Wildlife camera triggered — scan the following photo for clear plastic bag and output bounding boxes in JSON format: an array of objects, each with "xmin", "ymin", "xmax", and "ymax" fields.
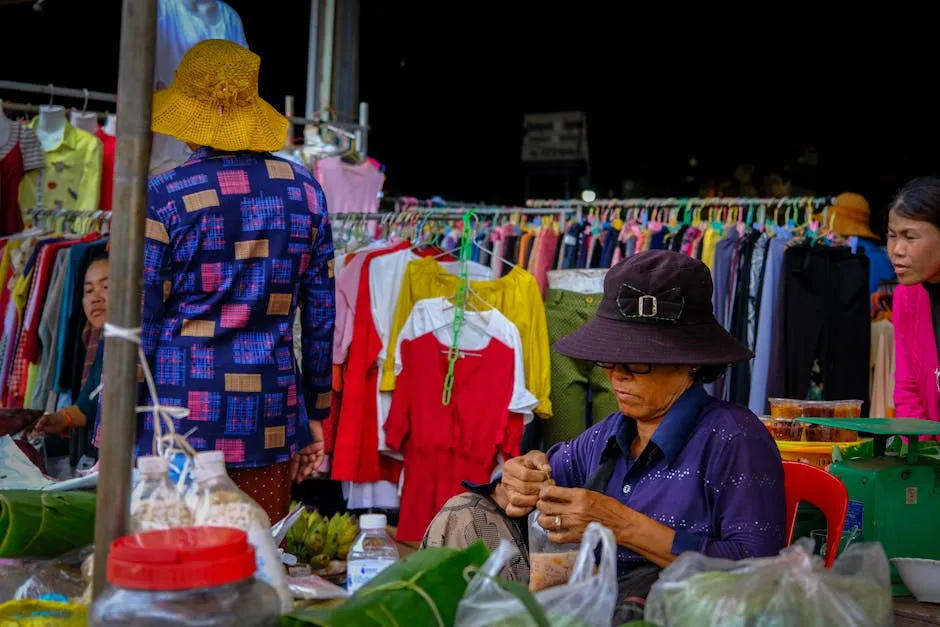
[
  {"xmin": 10, "ymin": 546, "xmax": 93, "ymax": 603},
  {"xmin": 527, "ymin": 510, "xmax": 580, "ymax": 592},
  {"xmin": 454, "ymin": 522, "xmax": 619, "ymax": 627},
  {"xmin": 644, "ymin": 538, "xmax": 893, "ymax": 627}
]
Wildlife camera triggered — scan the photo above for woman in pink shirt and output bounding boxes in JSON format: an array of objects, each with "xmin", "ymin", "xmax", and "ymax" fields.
[{"xmin": 887, "ymin": 177, "xmax": 940, "ymax": 429}]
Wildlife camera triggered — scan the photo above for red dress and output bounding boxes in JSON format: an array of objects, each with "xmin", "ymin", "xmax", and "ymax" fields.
[
  {"xmin": 94, "ymin": 127, "xmax": 115, "ymax": 210},
  {"xmin": 385, "ymin": 332, "xmax": 524, "ymax": 541}
]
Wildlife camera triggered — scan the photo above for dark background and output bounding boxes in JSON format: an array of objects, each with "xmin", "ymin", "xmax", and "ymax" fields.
[{"xmin": 0, "ymin": 2, "xmax": 933, "ymax": 236}]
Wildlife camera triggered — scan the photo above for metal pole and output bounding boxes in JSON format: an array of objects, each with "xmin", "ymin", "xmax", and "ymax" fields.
[
  {"xmin": 305, "ymin": 0, "xmax": 320, "ymax": 119},
  {"xmin": 0, "ymin": 80, "xmax": 117, "ymax": 104},
  {"xmin": 284, "ymin": 95, "xmax": 295, "ymax": 149},
  {"xmin": 319, "ymin": 0, "xmax": 336, "ymax": 121},
  {"xmin": 92, "ymin": 0, "xmax": 157, "ymax": 599},
  {"xmin": 357, "ymin": 101, "xmax": 368, "ymax": 158}
]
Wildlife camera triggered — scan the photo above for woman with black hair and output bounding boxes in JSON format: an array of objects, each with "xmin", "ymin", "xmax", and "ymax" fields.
[
  {"xmin": 887, "ymin": 177, "xmax": 940, "ymax": 430},
  {"xmin": 34, "ymin": 254, "xmax": 108, "ymax": 438}
]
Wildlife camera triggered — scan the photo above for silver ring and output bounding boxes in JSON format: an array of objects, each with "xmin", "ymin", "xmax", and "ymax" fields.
[{"xmin": 554, "ymin": 515, "xmax": 562, "ymax": 529}]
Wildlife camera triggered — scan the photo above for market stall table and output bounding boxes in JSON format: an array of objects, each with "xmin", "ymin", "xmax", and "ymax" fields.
[{"xmin": 893, "ymin": 597, "xmax": 940, "ymax": 625}]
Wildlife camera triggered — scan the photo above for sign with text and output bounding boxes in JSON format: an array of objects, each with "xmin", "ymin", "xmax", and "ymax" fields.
[{"xmin": 521, "ymin": 111, "xmax": 589, "ymax": 163}]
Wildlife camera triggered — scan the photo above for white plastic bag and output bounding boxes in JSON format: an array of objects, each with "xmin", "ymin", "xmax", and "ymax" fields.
[
  {"xmin": 644, "ymin": 538, "xmax": 892, "ymax": 627},
  {"xmin": 527, "ymin": 510, "xmax": 580, "ymax": 592},
  {"xmin": 0, "ymin": 435, "xmax": 54, "ymax": 490},
  {"xmin": 455, "ymin": 522, "xmax": 619, "ymax": 627}
]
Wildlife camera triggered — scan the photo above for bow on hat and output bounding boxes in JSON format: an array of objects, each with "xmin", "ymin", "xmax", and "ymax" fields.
[{"xmin": 616, "ymin": 284, "xmax": 685, "ymax": 324}]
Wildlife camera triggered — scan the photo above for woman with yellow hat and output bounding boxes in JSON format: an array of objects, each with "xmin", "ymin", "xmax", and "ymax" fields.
[{"xmin": 136, "ymin": 39, "xmax": 334, "ymax": 523}]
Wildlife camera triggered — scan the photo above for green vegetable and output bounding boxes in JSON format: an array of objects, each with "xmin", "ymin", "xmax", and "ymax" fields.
[
  {"xmin": 0, "ymin": 490, "xmax": 96, "ymax": 558},
  {"xmin": 280, "ymin": 542, "xmax": 489, "ymax": 626}
]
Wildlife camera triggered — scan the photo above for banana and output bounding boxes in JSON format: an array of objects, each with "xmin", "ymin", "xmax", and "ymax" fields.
[
  {"xmin": 308, "ymin": 553, "xmax": 330, "ymax": 570},
  {"xmin": 304, "ymin": 517, "xmax": 326, "ymax": 556}
]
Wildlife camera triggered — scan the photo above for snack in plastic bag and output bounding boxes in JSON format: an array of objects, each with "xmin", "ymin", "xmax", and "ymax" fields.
[
  {"xmin": 644, "ymin": 538, "xmax": 892, "ymax": 627},
  {"xmin": 455, "ymin": 522, "xmax": 619, "ymax": 627},
  {"xmin": 527, "ymin": 510, "xmax": 579, "ymax": 592}
]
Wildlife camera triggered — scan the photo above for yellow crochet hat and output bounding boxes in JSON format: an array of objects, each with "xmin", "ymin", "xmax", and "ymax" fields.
[{"xmin": 151, "ymin": 39, "xmax": 289, "ymax": 153}]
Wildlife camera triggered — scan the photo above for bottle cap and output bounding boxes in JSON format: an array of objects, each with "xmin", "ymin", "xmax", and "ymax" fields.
[
  {"xmin": 359, "ymin": 514, "xmax": 387, "ymax": 530},
  {"xmin": 137, "ymin": 455, "xmax": 169, "ymax": 475},
  {"xmin": 107, "ymin": 527, "xmax": 256, "ymax": 590},
  {"xmin": 193, "ymin": 451, "xmax": 226, "ymax": 482}
]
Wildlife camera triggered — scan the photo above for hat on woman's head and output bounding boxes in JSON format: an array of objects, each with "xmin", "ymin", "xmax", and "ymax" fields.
[
  {"xmin": 830, "ymin": 192, "xmax": 878, "ymax": 240},
  {"xmin": 151, "ymin": 39, "xmax": 289, "ymax": 153},
  {"xmin": 553, "ymin": 250, "xmax": 753, "ymax": 366}
]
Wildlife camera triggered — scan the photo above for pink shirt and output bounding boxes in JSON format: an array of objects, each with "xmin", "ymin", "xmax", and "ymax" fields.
[
  {"xmin": 893, "ymin": 283, "xmax": 940, "ymax": 439},
  {"xmin": 314, "ymin": 157, "xmax": 385, "ymax": 214}
]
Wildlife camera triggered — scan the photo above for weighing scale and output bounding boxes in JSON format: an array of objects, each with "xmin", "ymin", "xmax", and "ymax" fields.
[{"xmin": 798, "ymin": 417, "xmax": 940, "ymax": 595}]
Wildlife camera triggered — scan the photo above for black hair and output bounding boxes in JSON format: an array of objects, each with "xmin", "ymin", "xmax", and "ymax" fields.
[
  {"xmin": 891, "ymin": 176, "xmax": 940, "ymax": 227},
  {"xmin": 693, "ymin": 364, "xmax": 726, "ymax": 385}
]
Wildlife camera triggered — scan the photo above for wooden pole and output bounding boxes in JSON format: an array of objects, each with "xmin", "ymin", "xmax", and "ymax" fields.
[{"xmin": 92, "ymin": 0, "xmax": 157, "ymax": 598}]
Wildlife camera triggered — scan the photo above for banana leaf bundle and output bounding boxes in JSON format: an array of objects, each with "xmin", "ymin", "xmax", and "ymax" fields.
[
  {"xmin": 280, "ymin": 542, "xmax": 490, "ymax": 627},
  {"xmin": 0, "ymin": 490, "xmax": 96, "ymax": 559}
]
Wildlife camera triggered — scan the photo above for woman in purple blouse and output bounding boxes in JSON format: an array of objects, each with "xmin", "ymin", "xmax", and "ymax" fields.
[{"xmin": 423, "ymin": 250, "xmax": 787, "ymax": 622}]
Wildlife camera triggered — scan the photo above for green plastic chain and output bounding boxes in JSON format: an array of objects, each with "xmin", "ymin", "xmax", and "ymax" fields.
[{"xmin": 441, "ymin": 210, "xmax": 476, "ymax": 405}]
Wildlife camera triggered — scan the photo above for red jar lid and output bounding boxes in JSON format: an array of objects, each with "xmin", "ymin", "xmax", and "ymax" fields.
[{"xmin": 107, "ymin": 527, "xmax": 257, "ymax": 591}]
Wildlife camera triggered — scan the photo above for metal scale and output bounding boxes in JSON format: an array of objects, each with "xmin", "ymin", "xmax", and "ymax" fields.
[{"xmin": 798, "ymin": 418, "xmax": 940, "ymax": 595}]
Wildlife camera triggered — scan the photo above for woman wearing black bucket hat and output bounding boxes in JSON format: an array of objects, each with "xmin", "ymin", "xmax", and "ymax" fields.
[{"xmin": 423, "ymin": 250, "xmax": 787, "ymax": 621}]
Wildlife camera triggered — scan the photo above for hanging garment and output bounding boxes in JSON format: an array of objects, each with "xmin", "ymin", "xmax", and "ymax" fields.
[
  {"xmin": 543, "ymin": 287, "xmax": 618, "ymax": 446},
  {"xmin": 748, "ymin": 230, "xmax": 794, "ymax": 415},
  {"xmin": 18, "ymin": 120, "xmax": 103, "ymax": 213},
  {"xmin": 852, "ymin": 237, "xmax": 896, "ymax": 300},
  {"xmin": 314, "ymin": 157, "xmax": 385, "ymax": 215},
  {"xmin": 870, "ymin": 319, "xmax": 895, "ymax": 418},
  {"xmin": 139, "ymin": 148, "xmax": 334, "ymax": 467},
  {"xmin": 0, "ymin": 123, "xmax": 45, "ymax": 235},
  {"xmin": 94, "ymin": 127, "xmax": 115, "ymax": 211},
  {"xmin": 30, "ymin": 248, "xmax": 69, "ymax": 410},
  {"xmin": 380, "ymin": 257, "xmax": 552, "ymax": 418},
  {"xmin": 386, "ymin": 329, "xmax": 529, "ymax": 542},
  {"xmin": 782, "ymin": 245, "xmax": 871, "ymax": 410}
]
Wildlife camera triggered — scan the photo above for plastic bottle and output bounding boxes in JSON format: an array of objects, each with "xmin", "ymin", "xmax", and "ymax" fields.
[
  {"xmin": 190, "ymin": 451, "xmax": 292, "ymax": 613},
  {"xmin": 130, "ymin": 455, "xmax": 193, "ymax": 533},
  {"xmin": 346, "ymin": 513, "xmax": 399, "ymax": 594}
]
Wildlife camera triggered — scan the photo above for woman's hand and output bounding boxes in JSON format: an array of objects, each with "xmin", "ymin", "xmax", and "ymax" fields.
[
  {"xmin": 32, "ymin": 410, "xmax": 77, "ymax": 437},
  {"xmin": 493, "ymin": 450, "xmax": 553, "ymax": 517},
  {"xmin": 536, "ymin": 485, "xmax": 635, "ymax": 545},
  {"xmin": 290, "ymin": 443, "xmax": 324, "ymax": 483}
]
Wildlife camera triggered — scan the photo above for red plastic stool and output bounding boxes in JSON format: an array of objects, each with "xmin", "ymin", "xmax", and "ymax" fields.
[{"xmin": 783, "ymin": 460, "xmax": 849, "ymax": 568}]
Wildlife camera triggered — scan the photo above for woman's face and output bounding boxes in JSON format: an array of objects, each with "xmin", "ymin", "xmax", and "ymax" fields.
[
  {"xmin": 887, "ymin": 211, "xmax": 940, "ymax": 285},
  {"xmin": 603, "ymin": 363, "xmax": 694, "ymax": 423},
  {"xmin": 82, "ymin": 259, "xmax": 109, "ymax": 329}
]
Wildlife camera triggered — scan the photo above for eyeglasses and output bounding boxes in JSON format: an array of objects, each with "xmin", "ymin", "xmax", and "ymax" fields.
[{"xmin": 593, "ymin": 362, "xmax": 653, "ymax": 375}]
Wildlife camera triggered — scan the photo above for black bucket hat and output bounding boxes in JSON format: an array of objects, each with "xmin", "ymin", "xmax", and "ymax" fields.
[{"xmin": 553, "ymin": 250, "xmax": 754, "ymax": 366}]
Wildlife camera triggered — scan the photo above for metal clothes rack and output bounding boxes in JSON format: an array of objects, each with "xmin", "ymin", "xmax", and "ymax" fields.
[
  {"xmin": 526, "ymin": 196, "xmax": 834, "ymax": 210},
  {"xmin": 2, "ymin": 80, "xmax": 371, "ymax": 155},
  {"xmin": 23, "ymin": 208, "xmax": 112, "ymax": 221}
]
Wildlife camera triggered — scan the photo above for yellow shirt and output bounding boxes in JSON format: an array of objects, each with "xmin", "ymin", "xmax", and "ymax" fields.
[
  {"xmin": 381, "ymin": 257, "xmax": 553, "ymax": 417},
  {"xmin": 701, "ymin": 228, "xmax": 721, "ymax": 271},
  {"xmin": 18, "ymin": 120, "xmax": 103, "ymax": 216}
]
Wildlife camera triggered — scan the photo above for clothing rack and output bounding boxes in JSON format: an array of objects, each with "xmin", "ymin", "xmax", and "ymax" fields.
[
  {"xmin": 0, "ymin": 80, "xmax": 117, "ymax": 105},
  {"xmin": 23, "ymin": 208, "xmax": 112, "ymax": 221},
  {"xmin": 1, "ymin": 102, "xmax": 111, "ymax": 119},
  {"xmin": 333, "ymin": 205, "xmax": 575, "ymax": 222},
  {"xmin": 525, "ymin": 196, "xmax": 835, "ymax": 209}
]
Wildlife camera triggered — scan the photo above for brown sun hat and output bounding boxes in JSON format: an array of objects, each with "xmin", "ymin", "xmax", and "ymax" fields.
[{"xmin": 553, "ymin": 250, "xmax": 754, "ymax": 366}]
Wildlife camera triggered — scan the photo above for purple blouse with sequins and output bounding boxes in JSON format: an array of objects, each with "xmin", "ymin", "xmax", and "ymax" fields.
[{"xmin": 546, "ymin": 383, "xmax": 786, "ymax": 571}]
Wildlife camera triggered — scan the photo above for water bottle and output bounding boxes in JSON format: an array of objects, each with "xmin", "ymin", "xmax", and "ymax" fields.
[{"xmin": 346, "ymin": 513, "xmax": 399, "ymax": 593}]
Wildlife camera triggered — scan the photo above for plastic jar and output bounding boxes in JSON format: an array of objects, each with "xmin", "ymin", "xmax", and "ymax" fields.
[{"xmin": 89, "ymin": 527, "xmax": 281, "ymax": 626}]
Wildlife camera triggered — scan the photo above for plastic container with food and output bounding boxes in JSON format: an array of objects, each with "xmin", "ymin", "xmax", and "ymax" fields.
[
  {"xmin": 768, "ymin": 398, "xmax": 803, "ymax": 419},
  {"xmin": 833, "ymin": 400, "xmax": 863, "ymax": 418},
  {"xmin": 766, "ymin": 418, "xmax": 804, "ymax": 442},
  {"xmin": 89, "ymin": 527, "xmax": 280, "ymax": 627}
]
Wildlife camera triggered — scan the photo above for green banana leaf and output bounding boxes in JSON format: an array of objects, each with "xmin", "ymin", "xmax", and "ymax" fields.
[
  {"xmin": 0, "ymin": 490, "xmax": 96, "ymax": 558},
  {"xmin": 280, "ymin": 542, "xmax": 490, "ymax": 627}
]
